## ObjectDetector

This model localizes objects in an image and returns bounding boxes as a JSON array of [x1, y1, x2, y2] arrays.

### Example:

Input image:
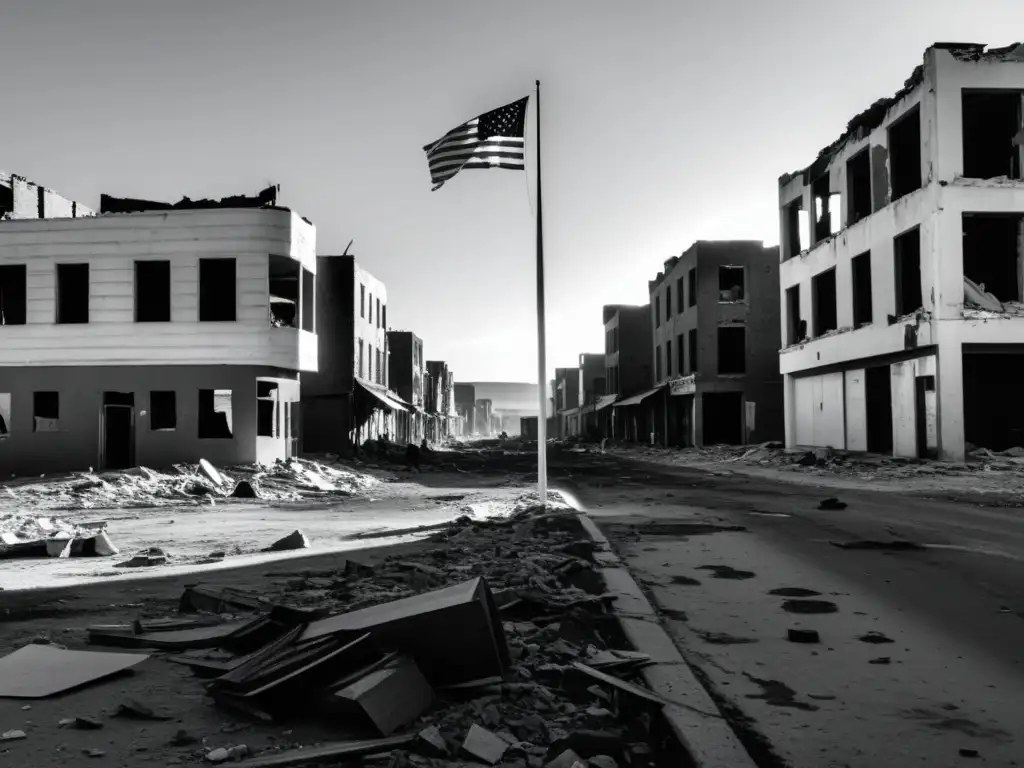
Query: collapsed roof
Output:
[[100, 184, 279, 214]]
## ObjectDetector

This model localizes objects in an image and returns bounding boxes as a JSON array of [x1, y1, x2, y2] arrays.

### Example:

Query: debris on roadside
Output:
[[0, 513, 116, 560], [787, 628, 820, 644], [0, 644, 149, 698], [818, 497, 847, 510]]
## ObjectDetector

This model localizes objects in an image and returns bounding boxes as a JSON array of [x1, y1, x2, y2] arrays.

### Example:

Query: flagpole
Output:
[[534, 79, 548, 504]]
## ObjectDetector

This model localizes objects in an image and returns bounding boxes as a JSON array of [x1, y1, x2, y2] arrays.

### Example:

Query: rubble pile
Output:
[[0, 458, 378, 513], [5, 502, 672, 767], [0, 511, 116, 559]]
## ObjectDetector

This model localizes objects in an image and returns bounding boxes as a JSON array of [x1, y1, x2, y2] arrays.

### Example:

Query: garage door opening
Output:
[[964, 352, 1024, 451]]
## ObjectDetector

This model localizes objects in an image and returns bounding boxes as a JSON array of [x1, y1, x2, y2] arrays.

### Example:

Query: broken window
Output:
[[889, 107, 922, 201], [301, 268, 315, 332], [0, 393, 9, 438], [677, 333, 684, 375], [812, 175, 834, 244], [0, 264, 27, 325], [688, 328, 698, 373], [33, 391, 59, 432], [717, 326, 745, 374], [654, 296, 661, 328], [894, 227, 923, 316], [360, 284, 366, 318], [198, 389, 233, 438], [257, 380, 279, 438], [268, 255, 299, 327], [847, 149, 871, 225], [812, 268, 838, 337], [56, 263, 89, 324], [784, 198, 808, 259], [688, 268, 697, 307], [963, 214, 1024, 303], [962, 90, 1023, 180], [150, 391, 176, 431], [198, 258, 236, 322], [852, 251, 873, 328], [786, 285, 804, 345], [718, 266, 745, 302], [135, 260, 171, 322], [0, 180, 12, 218]]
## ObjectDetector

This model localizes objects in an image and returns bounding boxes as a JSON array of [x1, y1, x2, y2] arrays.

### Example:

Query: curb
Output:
[[571, 508, 758, 768]]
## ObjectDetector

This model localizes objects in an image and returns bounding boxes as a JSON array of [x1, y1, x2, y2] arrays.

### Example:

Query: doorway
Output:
[[673, 395, 693, 447], [702, 392, 743, 445], [102, 392, 135, 470], [865, 366, 893, 453]]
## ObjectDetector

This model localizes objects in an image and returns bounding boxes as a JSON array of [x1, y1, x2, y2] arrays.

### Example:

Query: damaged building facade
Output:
[[779, 42, 1024, 461], [647, 241, 783, 447], [605, 304, 653, 441], [1, 172, 95, 221], [0, 203, 315, 475], [424, 361, 455, 441], [303, 255, 406, 453], [387, 330, 426, 445]]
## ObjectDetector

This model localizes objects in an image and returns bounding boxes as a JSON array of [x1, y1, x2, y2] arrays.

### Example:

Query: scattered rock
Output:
[[73, 716, 103, 730], [769, 587, 821, 597], [113, 700, 170, 721], [869, 657, 892, 665], [227, 745, 249, 760], [416, 725, 448, 756], [169, 730, 198, 746], [959, 748, 980, 758], [1, 730, 26, 741], [206, 747, 230, 763], [787, 628, 820, 644], [84, 749, 106, 758], [781, 599, 838, 615], [858, 631, 895, 644], [264, 530, 310, 552], [818, 497, 847, 510], [462, 724, 509, 765]]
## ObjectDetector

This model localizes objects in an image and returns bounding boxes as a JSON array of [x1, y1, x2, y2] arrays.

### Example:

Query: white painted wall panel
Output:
[[0, 209, 316, 371], [815, 372, 845, 448], [844, 369, 867, 451], [891, 361, 918, 458], [794, 376, 816, 446]]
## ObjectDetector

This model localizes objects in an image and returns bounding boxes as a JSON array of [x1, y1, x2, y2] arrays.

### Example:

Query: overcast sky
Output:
[[1, 1, 1021, 382]]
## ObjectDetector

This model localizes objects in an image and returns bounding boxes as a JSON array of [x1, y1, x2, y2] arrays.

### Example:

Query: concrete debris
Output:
[[0, 513, 114, 560], [1, 729, 27, 741], [264, 530, 310, 552], [818, 497, 847, 510], [462, 723, 510, 764]]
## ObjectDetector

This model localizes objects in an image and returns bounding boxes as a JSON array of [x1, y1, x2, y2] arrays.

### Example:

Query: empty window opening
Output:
[[269, 255, 299, 327], [56, 263, 89, 324], [33, 391, 59, 432], [655, 344, 663, 381], [135, 260, 171, 322], [963, 214, 1024, 303], [677, 333, 684, 375], [894, 227, 923, 316], [812, 176, 839, 243], [847, 150, 872, 225], [376, 298, 381, 328], [784, 198, 806, 259], [717, 326, 746, 374], [368, 293, 373, 325], [360, 284, 366, 318], [964, 352, 1024, 451], [300, 269, 315, 332], [381, 304, 387, 330], [812, 268, 838, 337], [654, 296, 661, 327], [962, 90, 1023, 180], [688, 268, 697, 307], [666, 340, 672, 379], [257, 380, 279, 438], [688, 328, 698, 373], [37, 186, 45, 218], [150, 391, 176, 431], [719, 266, 745, 302], [852, 251, 873, 328], [198, 389, 233, 438], [889, 107, 922, 201], [0, 393, 10, 438], [786, 285, 805, 345], [0, 181, 12, 218], [0, 264, 27, 325], [665, 286, 672, 318], [359, 340, 365, 378], [199, 258, 236, 322]]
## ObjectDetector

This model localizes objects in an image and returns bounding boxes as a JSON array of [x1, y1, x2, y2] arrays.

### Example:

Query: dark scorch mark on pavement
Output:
[[671, 575, 702, 586], [902, 708, 1013, 741], [859, 631, 895, 644], [694, 629, 759, 645], [618, 522, 748, 537], [743, 674, 820, 711], [830, 539, 926, 552], [769, 587, 822, 597], [697, 565, 756, 580], [782, 599, 839, 614]]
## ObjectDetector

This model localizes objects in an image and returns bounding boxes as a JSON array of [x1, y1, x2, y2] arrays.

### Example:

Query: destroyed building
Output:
[[553, 366, 581, 438], [424, 361, 454, 442], [575, 352, 610, 440], [1, 171, 95, 221], [387, 330, 426, 445], [0, 202, 315, 475], [644, 241, 783, 448], [779, 42, 1024, 460], [453, 382, 476, 435], [302, 255, 406, 453], [604, 304, 652, 441]]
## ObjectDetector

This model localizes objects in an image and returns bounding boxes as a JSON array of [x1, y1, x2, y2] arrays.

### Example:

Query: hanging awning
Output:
[[594, 394, 618, 412], [355, 378, 408, 412], [612, 386, 664, 408]]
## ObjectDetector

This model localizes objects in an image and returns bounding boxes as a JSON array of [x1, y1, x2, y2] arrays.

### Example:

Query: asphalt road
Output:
[[549, 450, 1024, 768]]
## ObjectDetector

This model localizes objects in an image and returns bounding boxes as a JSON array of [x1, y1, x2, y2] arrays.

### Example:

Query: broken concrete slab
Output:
[[264, 530, 310, 552], [0, 644, 149, 698], [229, 735, 414, 767], [199, 459, 225, 487], [332, 655, 434, 736], [462, 723, 509, 765]]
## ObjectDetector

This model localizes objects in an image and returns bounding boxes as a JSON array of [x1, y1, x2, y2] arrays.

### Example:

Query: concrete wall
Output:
[[605, 305, 652, 396], [1, 172, 94, 220], [0, 364, 292, 476], [0, 209, 316, 371]]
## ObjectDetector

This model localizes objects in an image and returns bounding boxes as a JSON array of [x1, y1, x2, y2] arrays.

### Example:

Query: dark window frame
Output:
[[149, 390, 177, 430], [56, 263, 90, 324], [198, 258, 237, 322], [135, 260, 172, 323]]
